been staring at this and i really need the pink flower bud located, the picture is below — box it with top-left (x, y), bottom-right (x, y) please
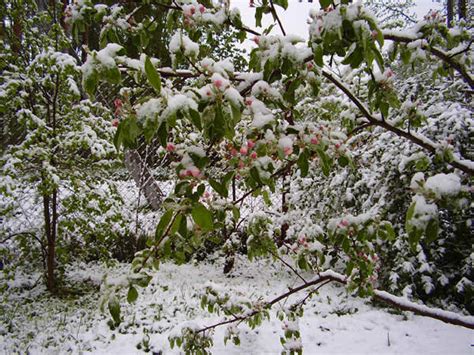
top-left (253, 36), bottom-right (260, 45)
top-left (306, 62), bottom-right (314, 70)
top-left (214, 79), bottom-right (223, 89)
top-left (238, 160), bottom-right (245, 169)
top-left (283, 147), bottom-right (293, 156)
top-left (247, 140), bottom-right (256, 149)
top-left (240, 146), bottom-right (248, 155)
top-left (230, 148), bottom-right (238, 157)
top-left (310, 137), bottom-right (318, 144)
top-left (190, 5), bottom-right (196, 15)
top-left (245, 98), bottom-right (253, 106)
top-left (340, 219), bottom-right (349, 227)
top-left (371, 30), bottom-right (378, 39)
top-left (114, 98), bottom-right (122, 108)
top-left (250, 152), bottom-right (257, 159)
top-left (166, 143), bottom-right (175, 152)
top-left (335, 143), bottom-right (341, 149)
top-left (199, 4), bottom-right (205, 14)
top-left (112, 118), bottom-right (119, 127)
top-left (189, 167), bottom-right (201, 177)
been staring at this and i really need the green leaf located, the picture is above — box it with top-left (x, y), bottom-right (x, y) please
top-left (157, 122), bottom-right (168, 147)
top-left (156, 209), bottom-right (174, 240)
top-left (231, 104), bottom-right (241, 124)
top-left (127, 286), bottom-right (138, 303)
top-left (317, 148), bottom-right (332, 176)
top-left (189, 109), bottom-right (202, 130)
top-left (209, 179), bottom-right (228, 198)
top-left (314, 45), bottom-right (324, 67)
top-left (108, 295), bottom-right (121, 325)
top-left (232, 206), bottom-right (240, 222)
top-left (84, 70), bottom-right (98, 97)
top-left (250, 167), bottom-right (263, 185)
top-left (105, 66), bottom-right (121, 85)
top-left (378, 221), bottom-right (396, 241)
top-left (191, 203), bottom-right (214, 232)
top-left (338, 155), bottom-right (349, 167)
top-left (170, 213), bottom-right (183, 235)
top-left (273, 0), bottom-right (288, 9)
top-left (212, 103), bottom-right (226, 140)
top-left (319, 0), bottom-right (332, 8)
top-left (406, 202), bottom-right (416, 222)
top-left (145, 56), bottom-right (162, 94)
top-left (425, 218), bottom-right (439, 244)
top-left (255, 7), bottom-right (264, 27)
top-left (113, 121), bottom-right (123, 150)
top-left (179, 215), bottom-right (188, 237)
top-left (297, 150), bottom-right (309, 177)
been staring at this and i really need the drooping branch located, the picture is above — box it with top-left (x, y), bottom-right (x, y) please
top-left (373, 290), bottom-right (474, 329)
top-left (383, 32), bottom-right (474, 89)
top-left (197, 269), bottom-right (474, 335)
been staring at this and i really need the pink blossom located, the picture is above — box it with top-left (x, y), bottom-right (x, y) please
top-left (335, 143), bottom-right (341, 149)
top-left (340, 219), bottom-right (349, 227)
top-left (199, 4), bottom-right (205, 14)
top-left (245, 98), bottom-right (253, 106)
top-left (253, 36), bottom-right (260, 45)
top-left (385, 69), bottom-right (394, 78)
top-left (188, 166), bottom-right (201, 177)
top-left (230, 148), bottom-right (238, 157)
top-left (114, 98), bottom-right (122, 108)
top-left (166, 143), bottom-right (175, 152)
top-left (306, 62), bottom-right (314, 70)
top-left (283, 146), bottom-right (293, 156)
top-left (111, 118), bottom-right (119, 127)
top-left (310, 137), bottom-right (318, 144)
top-left (247, 140), bottom-right (256, 149)
top-left (238, 160), bottom-right (245, 169)
top-left (240, 146), bottom-right (248, 155)
top-left (250, 152), bottom-right (257, 159)
top-left (214, 79), bottom-right (223, 89)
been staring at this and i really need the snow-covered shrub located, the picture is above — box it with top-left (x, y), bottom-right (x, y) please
top-left (0, 0), bottom-right (130, 291)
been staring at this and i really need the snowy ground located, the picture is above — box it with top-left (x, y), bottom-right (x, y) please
top-left (1, 256), bottom-right (472, 354)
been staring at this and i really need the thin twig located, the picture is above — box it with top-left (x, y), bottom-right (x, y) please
top-left (269, 250), bottom-right (307, 284)
top-left (269, 0), bottom-right (286, 36)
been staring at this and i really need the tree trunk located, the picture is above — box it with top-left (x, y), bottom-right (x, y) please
top-left (447, 0), bottom-right (454, 27)
top-left (458, 0), bottom-right (467, 20)
top-left (43, 193), bottom-right (56, 292)
top-left (124, 150), bottom-right (163, 210)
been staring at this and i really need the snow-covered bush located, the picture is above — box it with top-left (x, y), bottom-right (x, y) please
top-left (0, 0), bottom-right (129, 291)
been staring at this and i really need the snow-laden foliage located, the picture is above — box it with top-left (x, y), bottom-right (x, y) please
top-left (0, 1), bottom-right (128, 290)
top-left (1, 0), bottom-right (473, 353)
